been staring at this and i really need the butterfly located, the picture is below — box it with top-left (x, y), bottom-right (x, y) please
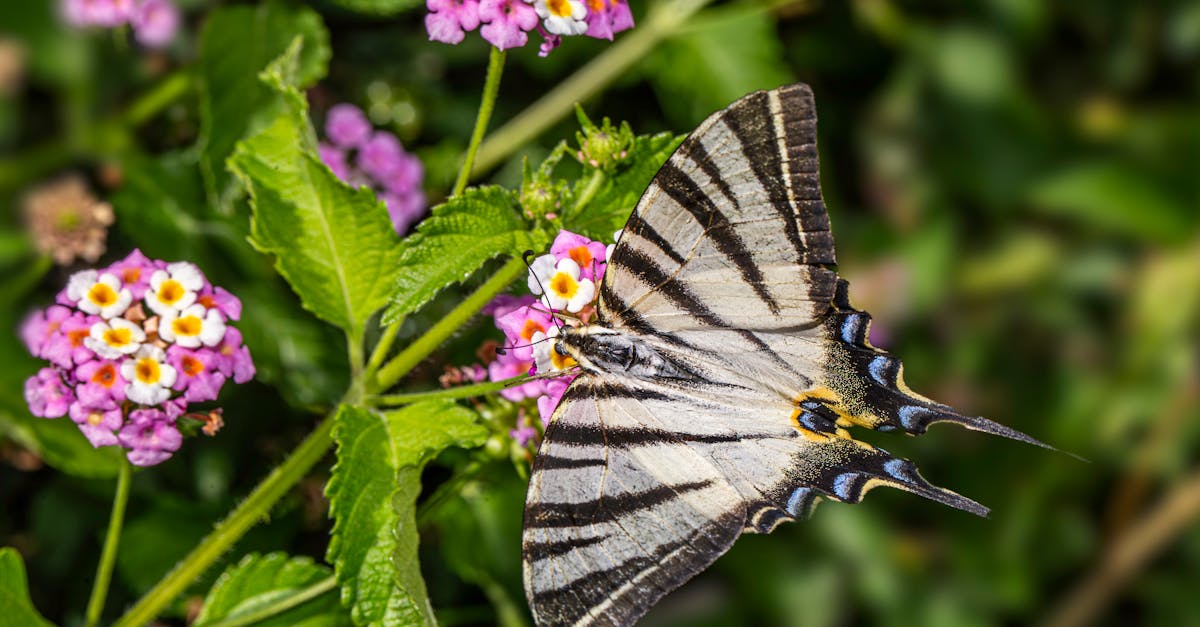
top-left (521, 83), bottom-right (1047, 627)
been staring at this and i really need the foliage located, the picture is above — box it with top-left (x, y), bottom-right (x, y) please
top-left (1, 1), bottom-right (1199, 626)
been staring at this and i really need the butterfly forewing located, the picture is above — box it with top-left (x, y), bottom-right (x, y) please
top-left (522, 83), bottom-right (1047, 627)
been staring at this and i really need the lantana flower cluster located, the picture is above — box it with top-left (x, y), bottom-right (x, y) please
top-left (475, 229), bottom-right (620, 446)
top-left (20, 250), bottom-right (255, 466)
top-left (426, 0), bottom-right (633, 57)
top-left (318, 103), bottom-right (427, 235)
top-left (61, 0), bottom-right (180, 49)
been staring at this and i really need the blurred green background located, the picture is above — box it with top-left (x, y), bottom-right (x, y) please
top-left (1, 0), bottom-right (1198, 625)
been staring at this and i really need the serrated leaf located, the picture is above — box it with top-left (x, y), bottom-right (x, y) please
top-left (326, 402), bottom-right (488, 627)
top-left (646, 7), bottom-right (792, 127)
top-left (198, 1), bottom-right (330, 211)
top-left (0, 548), bottom-right (54, 626)
top-left (382, 186), bottom-right (548, 322)
top-left (1027, 161), bottom-right (1196, 244)
top-left (324, 0), bottom-right (422, 16)
top-left (195, 553), bottom-right (349, 627)
top-left (562, 132), bottom-right (684, 240)
top-left (231, 43), bottom-right (402, 342)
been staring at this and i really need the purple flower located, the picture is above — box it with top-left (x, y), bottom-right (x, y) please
top-left (495, 305), bottom-right (554, 362)
top-left (104, 249), bottom-right (158, 300)
top-left (196, 286), bottom-right (242, 321)
top-left (426, 0), bottom-right (482, 44)
top-left (319, 143), bottom-right (351, 181)
top-left (42, 311), bottom-right (99, 369)
top-left (62, 0), bottom-right (137, 27)
top-left (510, 419), bottom-right (537, 447)
top-left (69, 398), bottom-right (122, 447)
top-left (132, 0), bottom-right (179, 48)
top-left (357, 132), bottom-right (407, 184)
top-left (325, 104), bottom-right (373, 149)
top-left (118, 408), bottom-right (182, 467)
top-left (379, 152), bottom-right (424, 196)
top-left (75, 359), bottom-right (127, 403)
top-left (537, 30), bottom-right (562, 57)
top-left (550, 229), bottom-right (607, 281)
top-left (583, 0), bottom-right (634, 40)
top-left (20, 305), bottom-right (72, 358)
top-left (484, 294), bottom-right (536, 318)
top-left (213, 327), bottom-right (256, 384)
top-left (488, 352), bottom-right (540, 401)
top-left (384, 190), bottom-right (427, 235)
top-left (478, 0), bottom-right (539, 50)
top-left (25, 368), bottom-right (73, 418)
top-left (536, 374), bottom-right (573, 424)
top-left (167, 346), bottom-right (227, 403)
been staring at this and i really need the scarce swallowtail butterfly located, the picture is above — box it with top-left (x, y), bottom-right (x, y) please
top-left (521, 83), bottom-right (1047, 627)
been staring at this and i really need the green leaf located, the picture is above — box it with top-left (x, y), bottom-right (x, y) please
top-left (646, 7), bottom-right (792, 127)
top-left (562, 132), bottom-right (684, 240)
top-left (1027, 161), bottom-right (1196, 244)
top-left (231, 43), bottom-right (402, 342)
top-left (326, 402), bottom-right (488, 627)
top-left (382, 186), bottom-right (549, 323)
top-left (198, 1), bottom-right (330, 211)
top-left (324, 0), bottom-right (422, 16)
top-left (0, 548), bottom-right (54, 626)
top-left (195, 553), bottom-right (348, 627)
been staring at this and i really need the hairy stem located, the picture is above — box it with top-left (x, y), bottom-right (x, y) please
top-left (364, 317), bottom-right (403, 381)
top-left (372, 256), bottom-right (529, 393)
top-left (453, 47), bottom-right (507, 197)
top-left (471, 0), bottom-right (713, 176)
top-left (114, 416), bottom-right (336, 627)
top-left (85, 457), bottom-right (132, 627)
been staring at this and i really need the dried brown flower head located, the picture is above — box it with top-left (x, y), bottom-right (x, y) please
top-left (22, 175), bottom-right (115, 266)
top-left (0, 38), bottom-right (26, 97)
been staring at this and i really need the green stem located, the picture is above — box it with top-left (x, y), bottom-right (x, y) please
top-left (200, 576), bottom-right (338, 627)
top-left (453, 47), bottom-right (507, 196)
top-left (572, 169), bottom-right (606, 213)
top-left (114, 416), bottom-right (337, 627)
top-left (471, 0), bottom-right (713, 176)
top-left (372, 256), bottom-right (528, 393)
top-left (373, 375), bottom-right (531, 407)
top-left (85, 457), bottom-right (132, 627)
top-left (364, 317), bottom-right (403, 381)
top-left (124, 70), bottom-right (192, 127)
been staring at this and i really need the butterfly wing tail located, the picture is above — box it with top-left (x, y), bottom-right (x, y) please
top-left (822, 279), bottom-right (1052, 450)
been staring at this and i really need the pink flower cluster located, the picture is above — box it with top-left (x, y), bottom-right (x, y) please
top-left (20, 250), bottom-right (254, 467)
top-left (61, 0), bottom-right (180, 49)
top-left (318, 103), bottom-right (427, 235)
top-left (476, 229), bottom-right (618, 446)
top-left (426, 0), bottom-right (633, 56)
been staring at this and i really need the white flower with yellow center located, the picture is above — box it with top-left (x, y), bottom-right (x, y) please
top-left (534, 0), bottom-right (588, 35)
top-left (531, 325), bottom-right (577, 373)
top-left (145, 262), bottom-right (204, 315)
top-left (158, 304), bottom-right (227, 348)
top-left (121, 345), bottom-right (177, 406)
top-left (66, 270), bottom-right (132, 319)
top-left (528, 255), bottom-right (595, 313)
top-left (84, 318), bottom-right (146, 359)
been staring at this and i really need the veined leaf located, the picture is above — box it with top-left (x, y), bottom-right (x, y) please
top-left (326, 402), bottom-right (488, 626)
top-left (231, 43), bottom-right (402, 342)
top-left (195, 553), bottom-right (349, 627)
top-left (198, 1), bottom-right (330, 211)
top-left (0, 548), bottom-right (54, 626)
top-left (562, 132), bottom-right (684, 240)
top-left (382, 186), bottom-right (549, 323)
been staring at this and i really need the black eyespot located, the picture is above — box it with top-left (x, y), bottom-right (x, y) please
top-left (553, 342), bottom-right (567, 357)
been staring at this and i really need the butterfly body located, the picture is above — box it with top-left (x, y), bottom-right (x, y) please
top-left (522, 83), bottom-right (1045, 627)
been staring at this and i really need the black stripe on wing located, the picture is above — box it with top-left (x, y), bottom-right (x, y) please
top-left (525, 480), bottom-right (715, 529)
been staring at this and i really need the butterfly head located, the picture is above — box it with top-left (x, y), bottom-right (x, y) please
top-left (555, 326), bottom-right (696, 380)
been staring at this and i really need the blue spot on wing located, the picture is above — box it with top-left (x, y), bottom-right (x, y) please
top-left (899, 405), bottom-right (931, 431)
top-left (868, 356), bottom-right (891, 386)
top-left (883, 458), bottom-right (909, 480)
top-left (787, 487), bottom-right (813, 516)
top-left (832, 473), bottom-right (858, 500)
top-left (840, 315), bottom-right (861, 344)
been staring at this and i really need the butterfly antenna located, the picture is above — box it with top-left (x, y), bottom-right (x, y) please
top-left (522, 249), bottom-right (565, 332)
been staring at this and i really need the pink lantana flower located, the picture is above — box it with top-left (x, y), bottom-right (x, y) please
top-left (167, 345), bottom-right (227, 403)
top-left (425, 0), bottom-right (482, 44)
top-left (75, 360), bottom-right (127, 403)
top-left (118, 409), bottom-right (182, 467)
top-left (478, 0), bottom-right (539, 51)
top-left (550, 229), bottom-right (607, 281)
top-left (583, 0), bottom-right (634, 40)
top-left (536, 374), bottom-right (575, 424)
top-left (70, 398), bottom-right (123, 448)
top-left (24, 368), bottom-right (73, 418)
top-left (132, 0), bottom-right (180, 48)
top-left (496, 305), bottom-right (555, 362)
